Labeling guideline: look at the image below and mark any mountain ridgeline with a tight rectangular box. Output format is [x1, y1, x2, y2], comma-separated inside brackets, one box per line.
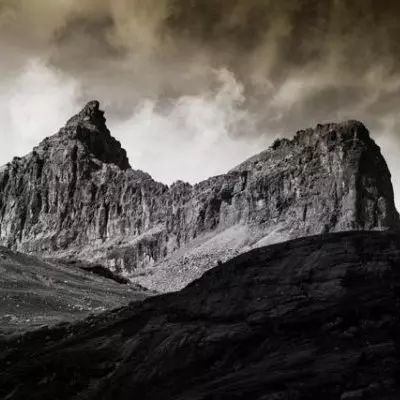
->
[0, 101, 398, 292]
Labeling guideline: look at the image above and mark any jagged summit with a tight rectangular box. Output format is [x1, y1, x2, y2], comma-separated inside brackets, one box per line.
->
[31, 100, 130, 171]
[234, 120, 373, 172]
[295, 120, 371, 147]
[318, 119, 369, 134]
[65, 100, 107, 130]
[293, 120, 372, 149]
[52, 100, 131, 170]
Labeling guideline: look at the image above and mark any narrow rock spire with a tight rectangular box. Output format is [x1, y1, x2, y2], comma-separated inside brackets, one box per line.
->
[60, 101, 131, 170]
[65, 100, 107, 131]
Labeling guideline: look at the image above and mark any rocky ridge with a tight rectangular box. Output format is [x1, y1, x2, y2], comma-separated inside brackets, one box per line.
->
[0, 101, 398, 292]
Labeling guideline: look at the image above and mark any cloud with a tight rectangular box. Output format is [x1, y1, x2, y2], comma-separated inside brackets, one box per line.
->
[0, 60, 80, 161]
[0, 1, 400, 206]
[108, 68, 269, 183]
[0, 59, 268, 186]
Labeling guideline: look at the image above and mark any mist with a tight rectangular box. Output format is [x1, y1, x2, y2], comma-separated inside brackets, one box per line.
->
[1, 0, 400, 206]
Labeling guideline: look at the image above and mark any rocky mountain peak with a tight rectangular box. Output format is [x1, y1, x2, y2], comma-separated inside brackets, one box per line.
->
[65, 100, 106, 130]
[300, 120, 372, 148]
[54, 100, 131, 170]
[234, 120, 378, 174]
[314, 120, 370, 140]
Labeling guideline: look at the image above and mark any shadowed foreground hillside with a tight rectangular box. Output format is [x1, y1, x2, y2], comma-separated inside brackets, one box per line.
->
[1, 230, 400, 399]
[0, 247, 149, 336]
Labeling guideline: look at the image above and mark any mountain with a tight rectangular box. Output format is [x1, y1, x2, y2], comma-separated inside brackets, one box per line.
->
[0, 246, 150, 336]
[1, 230, 400, 399]
[0, 101, 398, 292]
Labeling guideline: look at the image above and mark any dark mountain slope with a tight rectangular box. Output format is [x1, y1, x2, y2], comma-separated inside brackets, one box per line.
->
[1, 230, 400, 399]
[0, 247, 149, 336]
[0, 101, 398, 292]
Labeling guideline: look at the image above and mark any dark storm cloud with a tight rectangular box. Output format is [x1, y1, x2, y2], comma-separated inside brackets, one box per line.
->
[1, 0, 400, 201]
[40, 0, 400, 132]
[2, 1, 399, 69]
[2, 1, 400, 94]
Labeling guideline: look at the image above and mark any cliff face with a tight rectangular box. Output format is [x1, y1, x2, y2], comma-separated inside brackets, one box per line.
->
[0, 101, 398, 291]
[2, 231, 400, 400]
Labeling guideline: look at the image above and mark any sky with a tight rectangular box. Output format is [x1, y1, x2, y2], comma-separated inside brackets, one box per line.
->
[1, 0, 400, 206]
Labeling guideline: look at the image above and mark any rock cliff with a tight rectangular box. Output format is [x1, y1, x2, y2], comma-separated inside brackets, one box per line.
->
[0, 101, 398, 291]
[2, 231, 400, 399]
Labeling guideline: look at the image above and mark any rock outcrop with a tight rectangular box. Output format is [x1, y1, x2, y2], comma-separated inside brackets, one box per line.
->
[2, 230, 400, 399]
[0, 101, 398, 291]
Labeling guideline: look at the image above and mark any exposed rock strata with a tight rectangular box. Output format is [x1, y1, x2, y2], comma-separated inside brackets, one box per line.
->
[1, 231, 400, 399]
[0, 102, 398, 291]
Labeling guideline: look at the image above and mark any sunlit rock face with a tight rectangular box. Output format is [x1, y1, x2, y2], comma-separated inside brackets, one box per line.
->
[0, 102, 398, 292]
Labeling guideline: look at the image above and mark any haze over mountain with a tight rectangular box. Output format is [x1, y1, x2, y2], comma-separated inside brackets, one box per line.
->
[1, 1, 400, 207]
